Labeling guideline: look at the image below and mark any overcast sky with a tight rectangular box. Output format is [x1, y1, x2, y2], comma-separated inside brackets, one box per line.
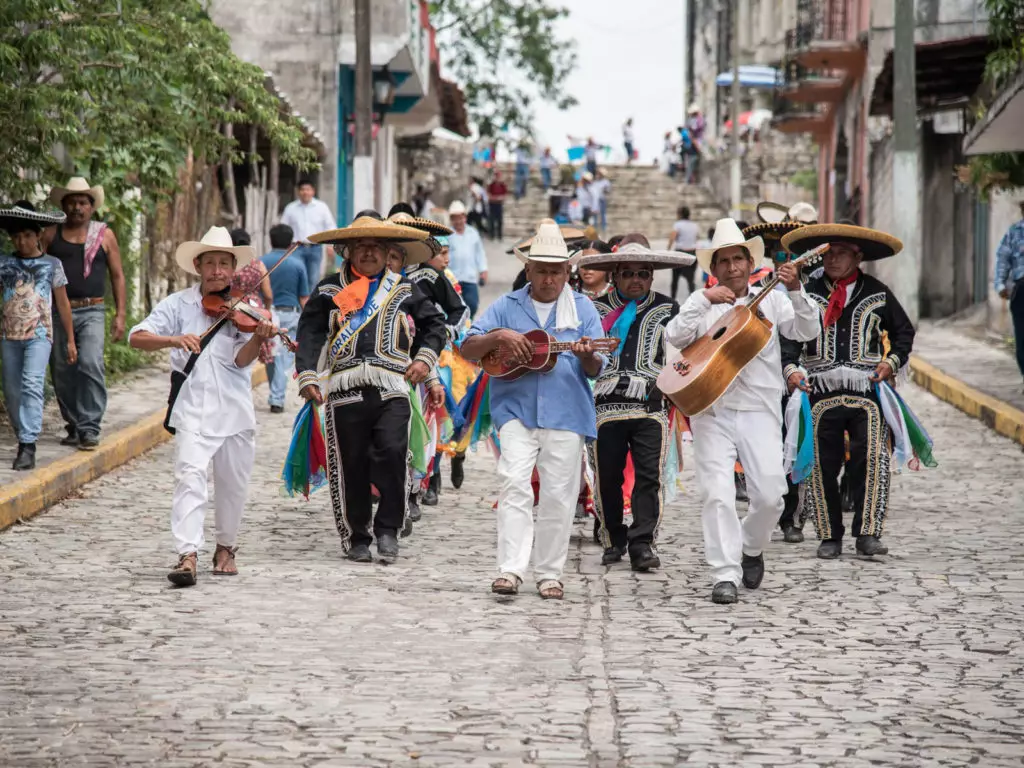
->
[529, 0, 687, 164]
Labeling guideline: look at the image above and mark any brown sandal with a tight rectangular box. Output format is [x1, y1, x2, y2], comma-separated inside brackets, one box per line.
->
[491, 573, 521, 595]
[212, 545, 238, 576]
[537, 580, 564, 600]
[168, 552, 198, 587]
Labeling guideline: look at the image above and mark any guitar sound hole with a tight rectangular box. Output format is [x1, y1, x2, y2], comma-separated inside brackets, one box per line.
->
[712, 327, 727, 340]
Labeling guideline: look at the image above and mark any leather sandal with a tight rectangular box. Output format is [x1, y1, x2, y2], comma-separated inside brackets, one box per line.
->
[537, 579, 564, 600]
[212, 544, 238, 576]
[491, 573, 521, 595]
[168, 552, 198, 587]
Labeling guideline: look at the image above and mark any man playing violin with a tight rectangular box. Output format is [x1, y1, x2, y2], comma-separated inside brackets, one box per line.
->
[460, 219, 605, 601]
[129, 226, 278, 587]
[664, 218, 820, 605]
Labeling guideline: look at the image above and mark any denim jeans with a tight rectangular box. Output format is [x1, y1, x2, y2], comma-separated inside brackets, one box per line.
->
[599, 198, 608, 231]
[268, 308, 301, 407]
[540, 167, 552, 191]
[51, 304, 107, 439]
[459, 281, 480, 319]
[2, 336, 52, 444]
[514, 164, 529, 199]
[295, 245, 324, 295]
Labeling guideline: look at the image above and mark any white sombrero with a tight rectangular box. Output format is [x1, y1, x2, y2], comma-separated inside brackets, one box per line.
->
[514, 219, 580, 265]
[49, 177, 105, 211]
[577, 241, 696, 271]
[696, 218, 766, 274]
[175, 226, 255, 276]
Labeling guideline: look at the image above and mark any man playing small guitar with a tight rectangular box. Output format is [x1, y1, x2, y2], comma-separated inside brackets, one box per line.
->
[460, 219, 606, 601]
[664, 218, 820, 605]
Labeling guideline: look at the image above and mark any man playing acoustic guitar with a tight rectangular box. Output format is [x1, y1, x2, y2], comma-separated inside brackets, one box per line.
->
[664, 218, 820, 605]
[460, 219, 605, 601]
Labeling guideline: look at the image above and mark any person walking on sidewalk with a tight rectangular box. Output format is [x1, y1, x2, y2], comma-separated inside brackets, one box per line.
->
[280, 179, 336, 296]
[129, 227, 278, 587]
[995, 200, 1024, 386]
[780, 223, 916, 561]
[447, 201, 488, 319]
[0, 202, 77, 470]
[487, 172, 508, 242]
[460, 219, 606, 601]
[261, 223, 309, 414]
[664, 219, 820, 605]
[41, 177, 125, 451]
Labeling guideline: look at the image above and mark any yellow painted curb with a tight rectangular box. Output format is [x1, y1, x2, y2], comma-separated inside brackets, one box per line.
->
[0, 364, 268, 531]
[909, 357, 1024, 446]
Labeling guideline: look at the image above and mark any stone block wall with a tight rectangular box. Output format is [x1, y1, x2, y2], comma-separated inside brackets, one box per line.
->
[396, 137, 476, 211]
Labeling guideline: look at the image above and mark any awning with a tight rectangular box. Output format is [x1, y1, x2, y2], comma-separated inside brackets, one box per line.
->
[870, 35, 994, 117]
[963, 68, 1024, 155]
[716, 65, 781, 89]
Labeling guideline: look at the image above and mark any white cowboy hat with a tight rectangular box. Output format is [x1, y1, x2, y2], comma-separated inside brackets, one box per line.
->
[577, 241, 696, 271]
[174, 226, 255, 276]
[696, 218, 766, 274]
[49, 177, 105, 211]
[447, 200, 468, 216]
[514, 219, 579, 265]
[688, 103, 702, 114]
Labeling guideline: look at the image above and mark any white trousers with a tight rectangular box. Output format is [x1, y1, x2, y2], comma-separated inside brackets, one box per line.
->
[496, 420, 585, 583]
[172, 430, 256, 555]
[691, 407, 786, 586]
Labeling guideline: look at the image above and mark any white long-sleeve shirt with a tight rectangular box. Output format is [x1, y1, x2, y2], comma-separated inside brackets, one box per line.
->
[664, 286, 820, 416]
[280, 198, 336, 245]
[129, 285, 256, 437]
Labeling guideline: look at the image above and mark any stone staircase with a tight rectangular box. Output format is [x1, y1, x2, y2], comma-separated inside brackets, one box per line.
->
[496, 163, 726, 244]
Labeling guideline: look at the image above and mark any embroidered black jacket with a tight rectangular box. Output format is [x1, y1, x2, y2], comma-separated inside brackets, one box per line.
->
[783, 270, 915, 394]
[406, 264, 468, 342]
[591, 290, 679, 421]
[295, 264, 446, 397]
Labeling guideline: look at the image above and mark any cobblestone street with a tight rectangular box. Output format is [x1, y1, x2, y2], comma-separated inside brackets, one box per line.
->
[2, 253, 1024, 766]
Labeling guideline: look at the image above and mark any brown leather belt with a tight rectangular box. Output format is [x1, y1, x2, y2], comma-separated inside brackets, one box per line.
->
[69, 298, 105, 309]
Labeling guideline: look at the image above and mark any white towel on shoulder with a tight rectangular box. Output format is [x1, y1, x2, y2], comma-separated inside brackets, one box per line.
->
[554, 283, 580, 331]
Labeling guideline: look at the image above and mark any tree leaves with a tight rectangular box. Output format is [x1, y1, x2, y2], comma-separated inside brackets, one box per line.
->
[429, 0, 577, 139]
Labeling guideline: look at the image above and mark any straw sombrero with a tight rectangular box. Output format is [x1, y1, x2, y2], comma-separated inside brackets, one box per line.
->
[0, 201, 66, 233]
[781, 224, 902, 262]
[175, 226, 254, 276]
[514, 219, 579, 265]
[746, 201, 819, 241]
[387, 211, 453, 237]
[508, 224, 586, 256]
[696, 218, 766, 274]
[309, 215, 434, 264]
[49, 177, 105, 211]
[577, 241, 696, 271]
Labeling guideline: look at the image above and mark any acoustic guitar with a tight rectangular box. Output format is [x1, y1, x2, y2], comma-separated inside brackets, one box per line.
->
[656, 244, 829, 416]
[481, 328, 620, 380]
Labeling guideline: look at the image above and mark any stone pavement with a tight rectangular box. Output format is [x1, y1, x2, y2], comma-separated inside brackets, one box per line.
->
[2, 242, 1024, 766]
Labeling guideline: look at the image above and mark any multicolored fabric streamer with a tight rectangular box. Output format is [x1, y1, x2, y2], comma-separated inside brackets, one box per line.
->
[453, 371, 495, 454]
[783, 390, 815, 484]
[281, 401, 328, 499]
[875, 381, 937, 471]
[601, 297, 637, 357]
[408, 383, 430, 475]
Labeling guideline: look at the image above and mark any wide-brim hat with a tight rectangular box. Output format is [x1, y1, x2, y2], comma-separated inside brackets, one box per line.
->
[781, 224, 903, 262]
[696, 218, 766, 274]
[447, 200, 468, 216]
[387, 211, 453, 237]
[742, 219, 806, 242]
[514, 219, 579, 265]
[175, 226, 255, 276]
[509, 224, 586, 257]
[0, 201, 66, 233]
[577, 241, 696, 271]
[49, 177, 105, 211]
[310, 215, 434, 265]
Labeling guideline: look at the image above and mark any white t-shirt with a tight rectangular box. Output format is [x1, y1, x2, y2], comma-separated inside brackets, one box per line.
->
[533, 299, 555, 327]
[623, 124, 634, 143]
[672, 219, 701, 251]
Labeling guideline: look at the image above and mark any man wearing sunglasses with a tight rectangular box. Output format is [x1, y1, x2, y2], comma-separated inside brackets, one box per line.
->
[577, 234, 693, 572]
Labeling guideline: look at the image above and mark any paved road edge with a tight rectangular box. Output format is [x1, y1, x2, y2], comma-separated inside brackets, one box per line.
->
[0, 365, 268, 531]
[910, 357, 1024, 446]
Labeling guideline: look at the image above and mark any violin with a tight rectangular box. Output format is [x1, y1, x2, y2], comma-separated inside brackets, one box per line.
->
[201, 291, 298, 352]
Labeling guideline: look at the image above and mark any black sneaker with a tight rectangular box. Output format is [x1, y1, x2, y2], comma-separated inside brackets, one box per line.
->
[60, 429, 79, 447]
[741, 553, 764, 589]
[601, 546, 625, 565]
[817, 539, 842, 559]
[12, 443, 36, 471]
[376, 533, 399, 564]
[269, 405, 285, 414]
[346, 544, 373, 563]
[422, 483, 439, 506]
[712, 582, 738, 604]
[782, 525, 805, 543]
[855, 535, 888, 557]
[78, 434, 99, 451]
[629, 543, 661, 572]
[451, 455, 465, 489]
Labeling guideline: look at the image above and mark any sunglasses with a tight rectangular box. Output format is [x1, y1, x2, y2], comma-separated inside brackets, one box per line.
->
[619, 269, 653, 279]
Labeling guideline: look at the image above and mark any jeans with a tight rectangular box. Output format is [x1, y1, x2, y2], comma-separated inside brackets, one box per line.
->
[540, 167, 553, 191]
[1011, 279, 1024, 378]
[268, 308, 301, 407]
[488, 202, 504, 241]
[459, 281, 480, 319]
[598, 198, 608, 231]
[51, 304, 106, 439]
[586, 159, 597, 175]
[2, 336, 52, 444]
[295, 245, 324, 295]
[514, 164, 529, 199]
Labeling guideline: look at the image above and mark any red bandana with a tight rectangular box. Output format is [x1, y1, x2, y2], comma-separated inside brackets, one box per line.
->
[824, 272, 858, 327]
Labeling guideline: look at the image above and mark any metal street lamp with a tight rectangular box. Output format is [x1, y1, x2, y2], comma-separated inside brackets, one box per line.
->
[372, 68, 397, 113]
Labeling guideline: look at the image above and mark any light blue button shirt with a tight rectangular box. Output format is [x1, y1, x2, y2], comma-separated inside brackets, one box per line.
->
[995, 220, 1024, 292]
[448, 226, 488, 284]
[467, 286, 605, 440]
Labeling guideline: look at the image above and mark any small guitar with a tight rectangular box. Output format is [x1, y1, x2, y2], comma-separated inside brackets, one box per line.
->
[482, 328, 620, 380]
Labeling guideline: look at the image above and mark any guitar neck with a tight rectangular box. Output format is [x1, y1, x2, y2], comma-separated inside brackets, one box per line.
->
[746, 243, 829, 312]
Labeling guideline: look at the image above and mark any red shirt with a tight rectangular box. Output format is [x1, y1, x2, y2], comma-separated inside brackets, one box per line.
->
[487, 181, 508, 202]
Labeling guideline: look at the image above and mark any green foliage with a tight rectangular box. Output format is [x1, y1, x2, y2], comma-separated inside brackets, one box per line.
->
[961, 153, 1024, 200]
[790, 169, 818, 194]
[428, 0, 577, 138]
[983, 0, 1024, 86]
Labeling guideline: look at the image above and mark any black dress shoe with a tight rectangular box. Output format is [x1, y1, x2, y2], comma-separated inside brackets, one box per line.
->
[817, 540, 842, 559]
[782, 525, 805, 544]
[741, 553, 764, 589]
[712, 582, 738, 604]
[377, 533, 399, 563]
[346, 544, 373, 563]
[422, 486, 438, 506]
[60, 430, 79, 447]
[629, 544, 661, 572]
[408, 494, 422, 522]
[855, 535, 889, 557]
[12, 443, 36, 471]
[601, 546, 625, 565]
[78, 434, 99, 451]
[451, 455, 465, 489]
[269, 405, 284, 414]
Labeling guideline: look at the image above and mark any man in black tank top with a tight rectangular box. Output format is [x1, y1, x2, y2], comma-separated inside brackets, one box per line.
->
[41, 177, 126, 450]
